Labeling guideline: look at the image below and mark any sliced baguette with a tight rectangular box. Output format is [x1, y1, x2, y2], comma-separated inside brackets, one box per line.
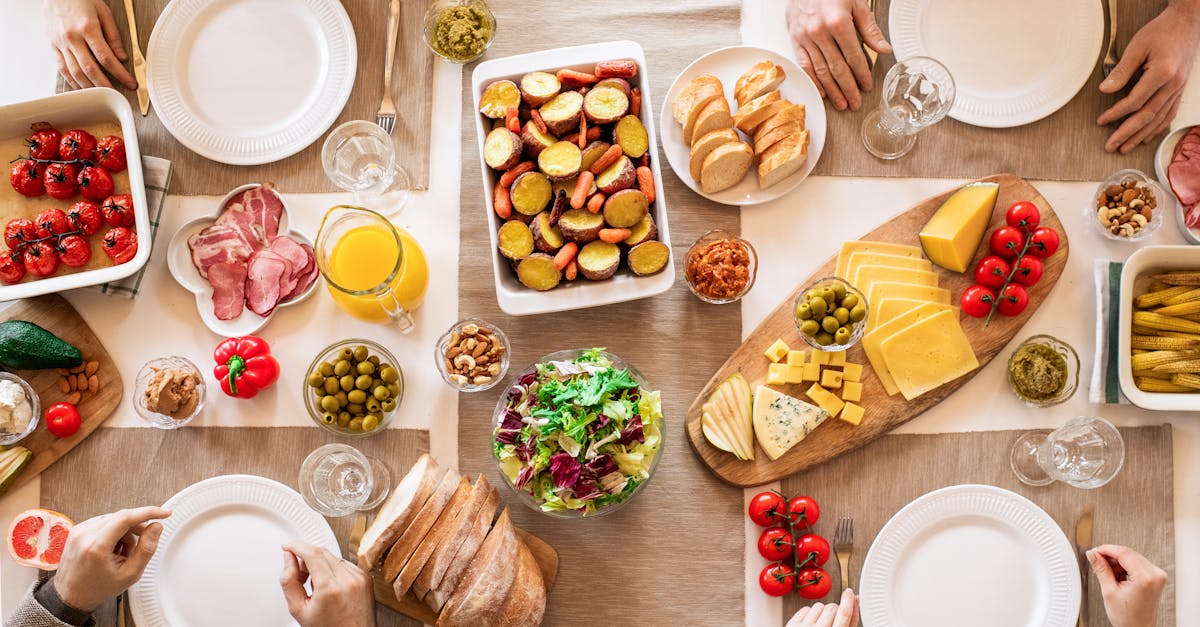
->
[689, 128, 739, 182]
[682, 90, 726, 146]
[412, 475, 493, 600]
[753, 103, 806, 146]
[732, 91, 783, 134]
[700, 141, 754, 194]
[754, 119, 804, 157]
[380, 469, 460, 583]
[758, 129, 810, 189]
[393, 475, 473, 597]
[687, 97, 733, 146]
[672, 74, 722, 124]
[436, 509, 519, 627]
[494, 541, 546, 627]
[425, 487, 500, 612]
[735, 60, 786, 106]
[356, 454, 440, 570]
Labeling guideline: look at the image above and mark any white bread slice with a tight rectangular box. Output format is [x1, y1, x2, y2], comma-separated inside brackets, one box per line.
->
[436, 509, 519, 627]
[753, 103, 806, 146]
[393, 475, 473, 597]
[494, 541, 546, 627]
[754, 119, 803, 157]
[412, 475, 493, 600]
[356, 454, 440, 569]
[687, 97, 733, 146]
[700, 141, 754, 194]
[689, 128, 739, 181]
[425, 486, 500, 612]
[732, 91, 783, 134]
[380, 469, 460, 583]
[682, 91, 726, 146]
[735, 60, 786, 106]
[758, 129, 810, 189]
[672, 74, 722, 124]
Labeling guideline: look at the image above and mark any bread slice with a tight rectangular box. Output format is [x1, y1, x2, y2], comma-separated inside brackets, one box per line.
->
[735, 60, 786, 106]
[356, 454, 440, 570]
[700, 141, 754, 194]
[380, 469, 460, 583]
[494, 541, 546, 627]
[682, 91, 726, 146]
[687, 97, 732, 146]
[672, 74, 722, 124]
[689, 128, 739, 182]
[393, 475, 473, 597]
[753, 103, 806, 146]
[412, 475, 493, 600]
[758, 129, 810, 189]
[732, 91, 783, 134]
[437, 509, 519, 627]
[754, 119, 803, 157]
[425, 486, 500, 612]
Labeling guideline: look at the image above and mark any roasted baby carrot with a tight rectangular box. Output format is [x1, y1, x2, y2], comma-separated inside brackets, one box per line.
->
[630, 87, 642, 117]
[578, 115, 588, 149]
[571, 171, 595, 209]
[498, 161, 535, 188]
[557, 68, 598, 88]
[530, 109, 549, 135]
[563, 127, 601, 146]
[599, 227, 633, 244]
[553, 242, 579, 270]
[505, 106, 520, 133]
[493, 180, 512, 219]
[586, 192, 606, 214]
[565, 260, 578, 281]
[594, 59, 637, 79]
[589, 144, 624, 175]
[636, 166, 655, 204]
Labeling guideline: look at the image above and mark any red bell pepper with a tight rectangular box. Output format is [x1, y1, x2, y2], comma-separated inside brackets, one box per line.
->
[213, 336, 279, 399]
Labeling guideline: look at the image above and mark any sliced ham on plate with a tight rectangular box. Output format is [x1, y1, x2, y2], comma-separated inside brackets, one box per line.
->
[209, 262, 248, 320]
[245, 249, 290, 317]
[1168, 126, 1200, 227]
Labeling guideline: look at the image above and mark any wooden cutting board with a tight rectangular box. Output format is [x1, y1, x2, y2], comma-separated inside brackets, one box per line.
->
[2, 294, 122, 492]
[372, 529, 559, 624]
[685, 174, 1070, 487]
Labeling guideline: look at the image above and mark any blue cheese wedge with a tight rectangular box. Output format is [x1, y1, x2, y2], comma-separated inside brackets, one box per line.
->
[752, 386, 829, 460]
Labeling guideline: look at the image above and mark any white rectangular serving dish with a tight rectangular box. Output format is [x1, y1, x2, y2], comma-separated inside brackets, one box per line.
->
[1118, 245, 1200, 410]
[0, 88, 151, 300]
[471, 41, 674, 316]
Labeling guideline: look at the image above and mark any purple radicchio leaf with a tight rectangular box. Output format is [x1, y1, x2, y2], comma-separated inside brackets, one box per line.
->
[548, 452, 581, 489]
[505, 384, 524, 403]
[584, 454, 619, 478]
[572, 479, 603, 501]
[514, 437, 535, 462]
[517, 371, 537, 387]
[514, 466, 534, 490]
[495, 409, 523, 445]
[616, 416, 644, 445]
[588, 413, 611, 434]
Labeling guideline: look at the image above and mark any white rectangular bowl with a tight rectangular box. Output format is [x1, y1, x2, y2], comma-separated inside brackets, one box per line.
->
[471, 41, 675, 316]
[0, 88, 151, 300]
[1118, 245, 1200, 410]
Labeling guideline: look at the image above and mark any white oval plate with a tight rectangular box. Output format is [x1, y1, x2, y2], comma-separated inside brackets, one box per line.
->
[1154, 124, 1200, 243]
[890, 0, 1103, 128]
[166, 184, 319, 337]
[129, 475, 339, 627]
[860, 484, 1080, 627]
[659, 45, 826, 206]
[147, 0, 356, 165]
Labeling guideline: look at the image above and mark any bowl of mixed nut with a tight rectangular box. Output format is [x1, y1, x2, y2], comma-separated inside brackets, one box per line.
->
[435, 318, 509, 392]
[1090, 169, 1165, 242]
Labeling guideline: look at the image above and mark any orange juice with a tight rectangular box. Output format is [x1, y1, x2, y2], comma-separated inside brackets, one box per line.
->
[325, 224, 428, 323]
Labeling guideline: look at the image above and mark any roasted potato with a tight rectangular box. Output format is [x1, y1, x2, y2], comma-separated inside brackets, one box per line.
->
[520, 120, 557, 159]
[480, 80, 521, 119]
[583, 86, 630, 125]
[558, 208, 605, 243]
[510, 171, 552, 216]
[577, 241, 621, 280]
[595, 155, 636, 194]
[613, 115, 649, 159]
[531, 211, 565, 253]
[603, 189, 649, 228]
[520, 71, 561, 107]
[594, 78, 631, 97]
[484, 128, 523, 171]
[539, 91, 584, 136]
[497, 220, 534, 260]
[537, 141, 583, 181]
[622, 214, 658, 246]
[553, 175, 594, 200]
[627, 240, 670, 276]
[580, 140, 612, 172]
[516, 253, 562, 290]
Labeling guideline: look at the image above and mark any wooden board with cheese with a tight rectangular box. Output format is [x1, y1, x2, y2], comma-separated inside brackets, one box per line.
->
[685, 174, 1069, 487]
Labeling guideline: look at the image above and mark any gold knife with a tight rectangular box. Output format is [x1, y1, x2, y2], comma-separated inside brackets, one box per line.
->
[1103, 0, 1119, 76]
[122, 0, 150, 116]
[1075, 504, 1094, 627]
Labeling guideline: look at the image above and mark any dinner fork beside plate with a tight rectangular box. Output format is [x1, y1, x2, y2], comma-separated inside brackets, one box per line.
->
[376, 0, 401, 134]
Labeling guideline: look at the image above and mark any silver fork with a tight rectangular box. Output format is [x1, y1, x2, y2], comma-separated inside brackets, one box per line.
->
[833, 516, 855, 591]
[375, 0, 400, 134]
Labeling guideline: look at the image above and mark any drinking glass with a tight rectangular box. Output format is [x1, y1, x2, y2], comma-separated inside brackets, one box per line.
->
[298, 444, 391, 517]
[1010, 416, 1125, 489]
[321, 121, 413, 217]
[861, 56, 956, 160]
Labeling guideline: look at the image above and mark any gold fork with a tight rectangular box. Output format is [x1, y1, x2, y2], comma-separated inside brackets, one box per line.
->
[833, 516, 855, 591]
[347, 512, 368, 564]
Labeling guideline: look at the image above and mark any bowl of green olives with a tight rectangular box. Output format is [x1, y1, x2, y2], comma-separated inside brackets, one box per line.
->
[794, 277, 868, 351]
[304, 339, 403, 437]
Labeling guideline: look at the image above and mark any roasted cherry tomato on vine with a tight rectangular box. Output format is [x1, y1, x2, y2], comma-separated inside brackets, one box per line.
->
[796, 566, 833, 600]
[5, 219, 37, 251]
[748, 491, 788, 527]
[44, 402, 81, 438]
[10, 160, 46, 197]
[759, 563, 796, 597]
[58, 129, 96, 162]
[26, 124, 62, 161]
[1028, 227, 1060, 259]
[973, 255, 1010, 289]
[94, 136, 126, 172]
[795, 533, 831, 567]
[1005, 201, 1041, 231]
[57, 235, 91, 268]
[757, 527, 795, 561]
[989, 226, 1025, 259]
[997, 283, 1030, 316]
[0, 250, 25, 284]
[1011, 255, 1044, 287]
[43, 163, 79, 200]
[35, 209, 70, 239]
[787, 495, 820, 527]
[23, 241, 60, 277]
[101, 194, 135, 227]
[66, 201, 102, 236]
[961, 284, 997, 318]
[77, 166, 114, 201]
[101, 227, 137, 264]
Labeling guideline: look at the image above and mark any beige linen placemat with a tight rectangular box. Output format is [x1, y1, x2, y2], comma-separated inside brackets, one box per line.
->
[812, 0, 1166, 180]
[779, 425, 1176, 626]
[455, 1, 747, 624]
[40, 426, 429, 627]
[58, 0, 433, 194]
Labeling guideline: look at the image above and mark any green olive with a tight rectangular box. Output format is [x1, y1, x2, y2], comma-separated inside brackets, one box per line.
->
[322, 378, 339, 395]
[334, 391, 348, 407]
[347, 389, 367, 405]
[356, 361, 375, 375]
[380, 367, 399, 383]
[809, 297, 827, 317]
[372, 378, 384, 391]
[368, 355, 381, 365]
[830, 282, 847, 299]
[388, 383, 401, 397]
[355, 374, 373, 390]
[306, 372, 323, 387]
[321, 412, 336, 425]
[338, 348, 354, 361]
[337, 412, 351, 428]
[362, 414, 380, 431]
[850, 304, 867, 322]
[805, 289, 820, 302]
[800, 319, 820, 336]
[347, 403, 365, 415]
[820, 287, 836, 304]
[348, 417, 364, 432]
[796, 302, 812, 320]
[366, 398, 381, 413]
[834, 307, 850, 325]
[381, 399, 396, 412]
[320, 395, 340, 413]
[835, 327, 852, 345]
[372, 385, 390, 400]
[339, 375, 355, 392]
[333, 360, 351, 376]
[353, 346, 370, 362]
[318, 362, 334, 376]
[821, 316, 839, 334]
[842, 293, 859, 310]
[815, 331, 834, 346]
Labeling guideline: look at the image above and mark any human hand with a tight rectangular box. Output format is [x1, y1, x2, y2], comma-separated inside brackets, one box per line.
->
[1097, 2, 1200, 154]
[1088, 544, 1167, 627]
[43, 0, 137, 90]
[786, 588, 859, 627]
[280, 542, 376, 627]
[52, 506, 170, 612]
[787, 0, 891, 112]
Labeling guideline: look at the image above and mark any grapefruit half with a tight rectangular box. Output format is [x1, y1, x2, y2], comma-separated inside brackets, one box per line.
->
[7, 509, 74, 570]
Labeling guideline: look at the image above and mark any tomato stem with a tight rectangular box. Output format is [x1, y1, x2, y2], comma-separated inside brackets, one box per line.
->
[983, 231, 1034, 327]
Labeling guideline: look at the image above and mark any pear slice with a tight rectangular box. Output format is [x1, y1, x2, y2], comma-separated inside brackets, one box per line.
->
[700, 373, 756, 461]
[701, 406, 736, 455]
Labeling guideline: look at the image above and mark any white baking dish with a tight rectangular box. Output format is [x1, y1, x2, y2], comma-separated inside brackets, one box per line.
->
[471, 41, 675, 316]
[0, 88, 151, 300]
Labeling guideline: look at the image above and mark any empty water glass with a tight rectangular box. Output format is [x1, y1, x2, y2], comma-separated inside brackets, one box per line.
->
[321, 120, 413, 216]
[298, 443, 391, 517]
[1010, 416, 1125, 489]
[861, 56, 956, 160]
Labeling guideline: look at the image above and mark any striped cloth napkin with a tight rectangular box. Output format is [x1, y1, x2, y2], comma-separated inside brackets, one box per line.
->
[1090, 260, 1128, 404]
[86, 155, 172, 298]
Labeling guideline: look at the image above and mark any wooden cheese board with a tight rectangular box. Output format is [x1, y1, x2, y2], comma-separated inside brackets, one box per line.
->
[685, 174, 1069, 487]
[2, 294, 122, 493]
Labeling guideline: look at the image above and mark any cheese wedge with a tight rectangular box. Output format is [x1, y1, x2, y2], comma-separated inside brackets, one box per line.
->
[752, 386, 829, 460]
[880, 309, 980, 400]
[862, 303, 946, 395]
[835, 241, 924, 282]
[870, 297, 958, 332]
[919, 182, 1000, 272]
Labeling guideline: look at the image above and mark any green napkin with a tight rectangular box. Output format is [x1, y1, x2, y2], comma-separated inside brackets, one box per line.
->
[1090, 260, 1127, 404]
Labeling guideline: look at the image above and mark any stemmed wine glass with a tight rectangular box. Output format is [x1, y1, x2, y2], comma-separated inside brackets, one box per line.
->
[861, 56, 956, 160]
[298, 443, 391, 517]
[321, 120, 415, 217]
[1010, 416, 1126, 489]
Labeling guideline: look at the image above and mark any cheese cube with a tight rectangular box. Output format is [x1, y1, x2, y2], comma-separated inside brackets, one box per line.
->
[765, 339, 790, 363]
[839, 402, 865, 425]
[821, 369, 843, 389]
[828, 351, 846, 367]
[842, 363, 863, 382]
[879, 310, 980, 400]
[802, 362, 821, 381]
[806, 383, 832, 404]
[811, 351, 830, 366]
[786, 365, 807, 384]
[816, 392, 844, 418]
[841, 380, 863, 402]
[919, 181, 999, 272]
[787, 350, 808, 366]
[767, 363, 790, 385]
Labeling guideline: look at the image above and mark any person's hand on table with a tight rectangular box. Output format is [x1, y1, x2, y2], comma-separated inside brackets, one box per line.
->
[43, 0, 138, 90]
[1098, 1, 1200, 154]
[281, 541, 377, 627]
[786, 588, 859, 627]
[1088, 544, 1167, 627]
[52, 506, 170, 612]
[786, 0, 892, 112]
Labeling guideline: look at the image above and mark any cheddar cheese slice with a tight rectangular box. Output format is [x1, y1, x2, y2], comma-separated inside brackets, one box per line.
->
[835, 241, 924, 282]
[867, 282, 952, 327]
[862, 302, 946, 395]
[845, 252, 932, 288]
[870, 298, 958, 332]
[852, 265, 939, 294]
[879, 309, 979, 400]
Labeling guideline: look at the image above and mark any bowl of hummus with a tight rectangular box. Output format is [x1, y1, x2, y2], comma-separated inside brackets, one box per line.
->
[0, 373, 38, 445]
[134, 356, 205, 428]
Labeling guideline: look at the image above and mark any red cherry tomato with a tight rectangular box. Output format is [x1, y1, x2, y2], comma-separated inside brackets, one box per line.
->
[997, 283, 1030, 316]
[795, 533, 831, 567]
[960, 284, 997, 318]
[77, 166, 114, 202]
[796, 566, 833, 600]
[787, 495, 820, 527]
[34, 209, 70, 239]
[1011, 255, 1044, 287]
[9, 160, 45, 198]
[989, 226, 1025, 259]
[973, 255, 1010, 289]
[66, 201, 102, 236]
[759, 563, 796, 597]
[1028, 227, 1060, 259]
[58, 129, 97, 162]
[1005, 201, 1041, 231]
[94, 136, 127, 172]
[43, 163, 79, 200]
[757, 527, 795, 561]
[57, 235, 91, 268]
[23, 242, 60, 277]
[4, 219, 37, 251]
[101, 227, 138, 264]
[0, 250, 26, 284]
[101, 194, 136, 227]
[26, 124, 62, 161]
[44, 402, 82, 438]
[748, 491, 788, 527]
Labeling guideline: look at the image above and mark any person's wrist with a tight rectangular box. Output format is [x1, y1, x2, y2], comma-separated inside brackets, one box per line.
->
[1168, 0, 1200, 33]
[52, 575, 103, 614]
[38, 577, 98, 625]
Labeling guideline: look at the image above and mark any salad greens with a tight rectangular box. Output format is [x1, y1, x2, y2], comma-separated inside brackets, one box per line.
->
[494, 349, 662, 515]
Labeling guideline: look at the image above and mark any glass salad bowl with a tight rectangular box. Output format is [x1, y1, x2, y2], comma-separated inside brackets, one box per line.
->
[491, 349, 665, 519]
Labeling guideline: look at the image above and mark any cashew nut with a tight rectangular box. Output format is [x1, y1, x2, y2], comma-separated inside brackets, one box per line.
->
[461, 323, 480, 336]
[453, 354, 476, 370]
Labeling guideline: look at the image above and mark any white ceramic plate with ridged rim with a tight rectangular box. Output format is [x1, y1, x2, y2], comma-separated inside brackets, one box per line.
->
[860, 484, 1079, 627]
[889, 0, 1103, 128]
[659, 45, 826, 206]
[129, 475, 339, 627]
[146, 0, 356, 165]
[1154, 125, 1200, 243]
[166, 184, 319, 337]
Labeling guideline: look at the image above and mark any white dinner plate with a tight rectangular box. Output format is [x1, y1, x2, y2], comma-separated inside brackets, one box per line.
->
[147, 0, 356, 165]
[860, 484, 1080, 627]
[659, 46, 827, 206]
[130, 475, 339, 627]
[889, 0, 1103, 128]
[1154, 124, 1200, 243]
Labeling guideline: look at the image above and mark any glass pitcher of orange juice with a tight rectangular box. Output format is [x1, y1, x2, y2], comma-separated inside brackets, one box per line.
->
[315, 206, 429, 331]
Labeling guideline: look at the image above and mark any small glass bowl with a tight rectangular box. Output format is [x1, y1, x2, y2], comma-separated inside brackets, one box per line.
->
[1089, 169, 1166, 242]
[0, 373, 39, 445]
[1006, 335, 1080, 407]
[794, 277, 869, 351]
[683, 230, 758, 304]
[303, 339, 403, 438]
[133, 357, 206, 429]
[435, 318, 510, 392]
[422, 0, 497, 64]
